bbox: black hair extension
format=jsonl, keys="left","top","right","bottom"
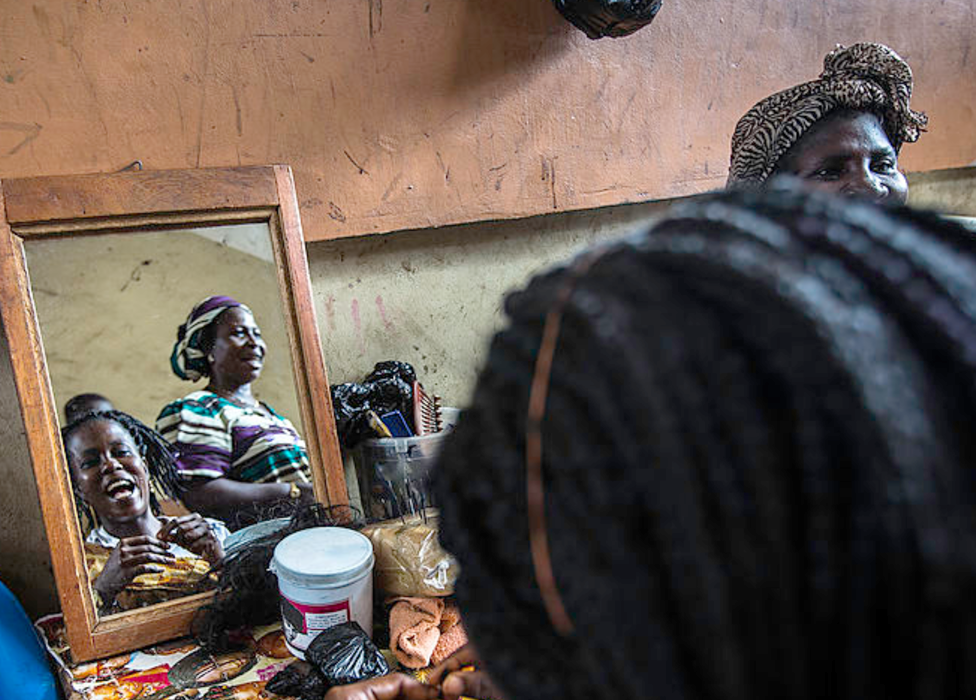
{"left": 434, "top": 184, "right": 976, "bottom": 700}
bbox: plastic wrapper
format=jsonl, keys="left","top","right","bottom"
{"left": 266, "top": 663, "right": 304, "bottom": 697}
{"left": 267, "top": 623, "right": 388, "bottom": 700}
{"left": 306, "top": 622, "right": 390, "bottom": 687}
{"left": 552, "top": 0, "right": 664, "bottom": 39}
{"left": 266, "top": 663, "right": 329, "bottom": 700}
{"left": 361, "top": 510, "right": 458, "bottom": 597}
{"left": 332, "top": 361, "right": 417, "bottom": 448}
{"left": 364, "top": 360, "right": 417, "bottom": 387}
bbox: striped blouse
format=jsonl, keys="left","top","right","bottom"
{"left": 156, "top": 390, "right": 310, "bottom": 484}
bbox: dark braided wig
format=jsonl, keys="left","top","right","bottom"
{"left": 434, "top": 183, "right": 976, "bottom": 700}
{"left": 62, "top": 410, "right": 183, "bottom": 530}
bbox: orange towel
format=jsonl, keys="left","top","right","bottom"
{"left": 389, "top": 597, "right": 468, "bottom": 669}
{"left": 430, "top": 619, "right": 468, "bottom": 666}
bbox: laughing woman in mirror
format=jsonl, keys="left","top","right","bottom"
{"left": 63, "top": 411, "right": 228, "bottom": 612}
{"left": 157, "top": 296, "right": 315, "bottom": 528}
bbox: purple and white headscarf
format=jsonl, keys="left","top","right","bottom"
{"left": 170, "top": 295, "right": 251, "bottom": 381}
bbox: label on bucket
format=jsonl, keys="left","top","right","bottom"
{"left": 280, "top": 596, "right": 350, "bottom": 653}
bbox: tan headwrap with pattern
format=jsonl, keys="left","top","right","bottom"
{"left": 727, "top": 42, "right": 928, "bottom": 187}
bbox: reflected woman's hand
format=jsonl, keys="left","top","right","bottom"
{"left": 158, "top": 514, "right": 224, "bottom": 565}
{"left": 94, "top": 535, "right": 176, "bottom": 603}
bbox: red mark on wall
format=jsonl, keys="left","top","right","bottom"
{"left": 324, "top": 295, "right": 336, "bottom": 331}
{"left": 375, "top": 295, "right": 393, "bottom": 331}
{"left": 351, "top": 298, "right": 365, "bottom": 355}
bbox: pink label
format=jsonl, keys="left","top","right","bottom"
{"left": 281, "top": 596, "right": 350, "bottom": 635}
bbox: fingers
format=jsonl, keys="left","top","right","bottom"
{"left": 323, "top": 674, "right": 440, "bottom": 700}
{"left": 156, "top": 517, "right": 180, "bottom": 542}
{"left": 441, "top": 671, "right": 503, "bottom": 700}
{"left": 158, "top": 515, "right": 219, "bottom": 558}
{"left": 127, "top": 562, "right": 167, "bottom": 577}
{"left": 118, "top": 538, "right": 177, "bottom": 567}
{"left": 99, "top": 538, "right": 175, "bottom": 594}
{"left": 426, "top": 644, "right": 481, "bottom": 687}
{"left": 158, "top": 514, "right": 209, "bottom": 544}
{"left": 119, "top": 535, "right": 173, "bottom": 551}
{"left": 120, "top": 550, "right": 177, "bottom": 568}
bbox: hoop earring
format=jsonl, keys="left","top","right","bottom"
{"left": 525, "top": 249, "right": 602, "bottom": 637}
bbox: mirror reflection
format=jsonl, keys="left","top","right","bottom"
{"left": 25, "top": 223, "right": 314, "bottom": 614}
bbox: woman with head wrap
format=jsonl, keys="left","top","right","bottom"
{"left": 321, "top": 185, "right": 976, "bottom": 700}
{"left": 156, "top": 296, "right": 314, "bottom": 527}
{"left": 728, "top": 42, "right": 927, "bottom": 204}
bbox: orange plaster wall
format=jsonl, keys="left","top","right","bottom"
{"left": 0, "top": 0, "right": 974, "bottom": 241}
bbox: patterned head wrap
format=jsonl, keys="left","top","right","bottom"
{"left": 727, "top": 42, "right": 928, "bottom": 187}
{"left": 170, "top": 295, "right": 251, "bottom": 381}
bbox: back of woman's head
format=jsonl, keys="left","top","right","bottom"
{"left": 435, "top": 183, "right": 976, "bottom": 700}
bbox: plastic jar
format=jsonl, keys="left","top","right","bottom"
{"left": 269, "top": 527, "right": 375, "bottom": 659}
{"left": 353, "top": 419, "right": 457, "bottom": 522}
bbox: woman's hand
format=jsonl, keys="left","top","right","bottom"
{"left": 323, "top": 674, "right": 439, "bottom": 700}
{"left": 158, "top": 514, "right": 224, "bottom": 565}
{"left": 94, "top": 535, "right": 176, "bottom": 603}
{"left": 427, "top": 645, "right": 504, "bottom": 700}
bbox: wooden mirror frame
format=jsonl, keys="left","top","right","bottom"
{"left": 0, "top": 165, "right": 347, "bottom": 662}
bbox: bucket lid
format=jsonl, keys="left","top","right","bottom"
{"left": 270, "top": 527, "right": 374, "bottom": 585}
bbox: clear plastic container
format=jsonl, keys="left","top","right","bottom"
{"left": 353, "top": 422, "right": 454, "bottom": 522}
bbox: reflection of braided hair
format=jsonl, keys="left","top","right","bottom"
{"left": 435, "top": 184, "right": 976, "bottom": 700}
{"left": 62, "top": 410, "right": 183, "bottom": 531}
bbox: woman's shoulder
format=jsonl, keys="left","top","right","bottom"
{"left": 157, "top": 391, "right": 227, "bottom": 420}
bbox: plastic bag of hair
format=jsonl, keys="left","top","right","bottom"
{"left": 306, "top": 622, "right": 390, "bottom": 687}
{"left": 361, "top": 509, "right": 458, "bottom": 597}
{"left": 266, "top": 663, "right": 329, "bottom": 700}
{"left": 552, "top": 0, "right": 664, "bottom": 39}
{"left": 331, "top": 361, "right": 417, "bottom": 448}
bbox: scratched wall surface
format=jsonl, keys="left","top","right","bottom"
{"left": 24, "top": 226, "right": 302, "bottom": 428}
{"left": 307, "top": 198, "right": 673, "bottom": 406}
{"left": 0, "top": 0, "right": 974, "bottom": 241}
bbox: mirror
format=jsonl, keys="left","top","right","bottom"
{"left": 0, "top": 166, "right": 347, "bottom": 661}
{"left": 25, "top": 224, "right": 307, "bottom": 613}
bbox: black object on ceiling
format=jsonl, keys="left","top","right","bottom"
{"left": 553, "top": 0, "right": 664, "bottom": 39}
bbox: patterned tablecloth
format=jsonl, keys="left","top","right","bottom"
{"left": 34, "top": 614, "right": 296, "bottom": 700}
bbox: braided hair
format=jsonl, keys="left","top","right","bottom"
{"left": 435, "top": 183, "right": 976, "bottom": 700}
{"left": 62, "top": 410, "right": 183, "bottom": 531}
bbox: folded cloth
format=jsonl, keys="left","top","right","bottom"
{"left": 389, "top": 597, "right": 467, "bottom": 669}
{"left": 430, "top": 618, "right": 468, "bottom": 666}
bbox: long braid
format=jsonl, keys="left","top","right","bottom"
{"left": 435, "top": 185, "right": 976, "bottom": 700}
{"left": 62, "top": 410, "right": 184, "bottom": 524}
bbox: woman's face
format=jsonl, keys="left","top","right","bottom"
{"left": 67, "top": 420, "right": 150, "bottom": 524}
{"left": 773, "top": 110, "right": 909, "bottom": 204}
{"left": 207, "top": 307, "right": 267, "bottom": 386}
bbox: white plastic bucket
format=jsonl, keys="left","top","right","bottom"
{"left": 269, "top": 527, "right": 375, "bottom": 659}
